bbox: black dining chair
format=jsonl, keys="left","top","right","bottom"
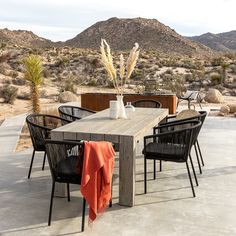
{"left": 26, "top": 114, "right": 70, "bottom": 179}
{"left": 158, "top": 110, "right": 207, "bottom": 174}
{"left": 143, "top": 120, "right": 201, "bottom": 197}
{"left": 45, "top": 139, "right": 86, "bottom": 231}
{"left": 132, "top": 99, "right": 162, "bottom": 177}
{"left": 58, "top": 105, "right": 96, "bottom": 123}
{"left": 132, "top": 99, "right": 162, "bottom": 108}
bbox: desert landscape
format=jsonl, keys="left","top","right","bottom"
{"left": 1, "top": 0, "right": 236, "bottom": 233}
{"left": 0, "top": 17, "right": 236, "bottom": 149}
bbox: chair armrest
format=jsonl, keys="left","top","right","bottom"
{"left": 165, "top": 115, "right": 177, "bottom": 122}
{"left": 153, "top": 119, "right": 199, "bottom": 134}
{"left": 45, "top": 139, "right": 83, "bottom": 146}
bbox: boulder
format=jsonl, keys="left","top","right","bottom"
{"left": 58, "top": 91, "right": 78, "bottom": 103}
{"left": 227, "top": 104, "right": 236, "bottom": 113}
{"left": 219, "top": 105, "right": 230, "bottom": 115}
{"left": 204, "top": 89, "right": 224, "bottom": 103}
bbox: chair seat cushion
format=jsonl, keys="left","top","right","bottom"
{"left": 55, "top": 155, "right": 81, "bottom": 183}
{"left": 144, "top": 142, "right": 186, "bottom": 162}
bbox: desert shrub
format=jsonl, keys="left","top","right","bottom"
{"left": 0, "top": 42, "right": 7, "bottom": 49}
{"left": 130, "top": 69, "right": 143, "bottom": 80}
{"left": 17, "top": 91, "right": 31, "bottom": 100}
{"left": 165, "top": 69, "right": 174, "bottom": 75}
{"left": 8, "top": 70, "right": 18, "bottom": 78}
{"left": 62, "top": 70, "right": 69, "bottom": 77}
{"left": 162, "top": 74, "right": 186, "bottom": 96}
{"left": 210, "top": 72, "right": 221, "bottom": 85}
{"left": 91, "top": 58, "right": 101, "bottom": 68}
{"left": 211, "top": 57, "right": 224, "bottom": 66}
{"left": 0, "top": 85, "right": 18, "bottom": 104}
{"left": 184, "top": 73, "right": 193, "bottom": 82}
{"left": 43, "top": 68, "right": 52, "bottom": 78}
{"left": 54, "top": 57, "right": 69, "bottom": 68}
{"left": 224, "top": 52, "right": 236, "bottom": 60}
{"left": 61, "top": 74, "right": 77, "bottom": 94}
{"left": 87, "top": 78, "right": 97, "bottom": 86}
{"left": 12, "top": 78, "right": 26, "bottom": 86}
{"left": 181, "top": 59, "right": 196, "bottom": 69}
{"left": 0, "top": 66, "right": 6, "bottom": 75}
{"left": 1, "top": 78, "right": 11, "bottom": 84}
{"left": 161, "top": 58, "right": 178, "bottom": 67}
{"left": 0, "top": 52, "right": 11, "bottom": 63}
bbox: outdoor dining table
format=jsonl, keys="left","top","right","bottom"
{"left": 51, "top": 107, "right": 168, "bottom": 207}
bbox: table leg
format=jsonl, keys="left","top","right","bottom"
{"left": 119, "top": 136, "right": 136, "bottom": 207}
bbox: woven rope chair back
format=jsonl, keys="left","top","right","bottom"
{"left": 132, "top": 99, "right": 162, "bottom": 108}
{"left": 157, "top": 120, "right": 201, "bottom": 161}
{"left": 26, "top": 114, "right": 67, "bottom": 151}
{"left": 45, "top": 140, "right": 83, "bottom": 180}
{"left": 58, "top": 106, "right": 95, "bottom": 123}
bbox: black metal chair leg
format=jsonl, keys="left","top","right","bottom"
{"left": 189, "top": 154, "right": 198, "bottom": 186}
{"left": 42, "top": 152, "right": 46, "bottom": 170}
{"left": 194, "top": 143, "right": 202, "bottom": 174}
{"left": 48, "top": 181, "right": 55, "bottom": 226}
{"left": 197, "top": 140, "right": 204, "bottom": 166}
{"left": 153, "top": 160, "right": 156, "bottom": 180}
{"left": 81, "top": 198, "right": 86, "bottom": 232}
{"left": 186, "top": 162, "right": 195, "bottom": 197}
{"left": 28, "top": 149, "right": 35, "bottom": 179}
{"left": 159, "top": 160, "right": 162, "bottom": 172}
{"left": 144, "top": 157, "right": 147, "bottom": 194}
{"left": 197, "top": 95, "right": 202, "bottom": 109}
{"left": 67, "top": 183, "right": 70, "bottom": 202}
{"left": 188, "top": 99, "right": 191, "bottom": 109}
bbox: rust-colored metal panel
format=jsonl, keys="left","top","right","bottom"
{"left": 81, "top": 93, "right": 177, "bottom": 114}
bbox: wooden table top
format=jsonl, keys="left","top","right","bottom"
{"left": 53, "top": 108, "right": 168, "bottom": 138}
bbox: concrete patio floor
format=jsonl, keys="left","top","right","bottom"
{"left": 0, "top": 116, "right": 236, "bottom": 235}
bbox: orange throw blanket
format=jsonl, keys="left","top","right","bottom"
{"left": 80, "top": 141, "right": 115, "bottom": 222}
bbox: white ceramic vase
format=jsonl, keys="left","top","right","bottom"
{"left": 116, "top": 95, "right": 127, "bottom": 119}
{"left": 109, "top": 100, "right": 119, "bottom": 119}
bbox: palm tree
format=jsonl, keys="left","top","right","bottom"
{"left": 23, "top": 55, "right": 44, "bottom": 113}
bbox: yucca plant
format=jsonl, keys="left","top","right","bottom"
{"left": 23, "top": 55, "right": 43, "bottom": 113}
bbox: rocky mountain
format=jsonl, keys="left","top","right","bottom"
{"left": 65, "top": 17, "right": 213, "bottom": 57}
{"left": 0, "top": 28, "right": 56, "bottom": 48}
{"left": 189, "top": 31, "right": 236, "bottom": 52}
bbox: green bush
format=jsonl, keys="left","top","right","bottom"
{"left": 210, "top": 72, "right": 221, "bottom": 85}
{"left": 87, "top": 78, "right": 97, "bottom": 86}
{"left": 12, "top": 78, "right": 26, "bottom": 86}
{"left": 211, "top": 57, "right": 224, "bottom": 66}
{"left": 162, "top": 74, "right": 186, "bottom": 96}
{"left": 61, "top": 75, "right": 77, "bottom": 94}
{"left": 0, "top": 85, "right": 18, "bottom": 104}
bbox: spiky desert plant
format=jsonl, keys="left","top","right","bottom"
{"left": 23, "top": 55, "right": 43, "bottom": 113}
{"left": 220, "top": 62, "right": 229, "bottom": 84}
{"left": 100, "top": 39, "right": 139, "bottom": 95}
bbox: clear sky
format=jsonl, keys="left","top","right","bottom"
{"left": 0, "top": 0, "right": 235, "bottom": 42}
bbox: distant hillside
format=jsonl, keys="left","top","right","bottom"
{"left": 0, "top": 28, "right": 56, "bottom": 48}
{"left": 189, "top": 31, "right": 236, "bottom": 52}
{"left": 65, "top": 17, "right": 213, "bottom": 57}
